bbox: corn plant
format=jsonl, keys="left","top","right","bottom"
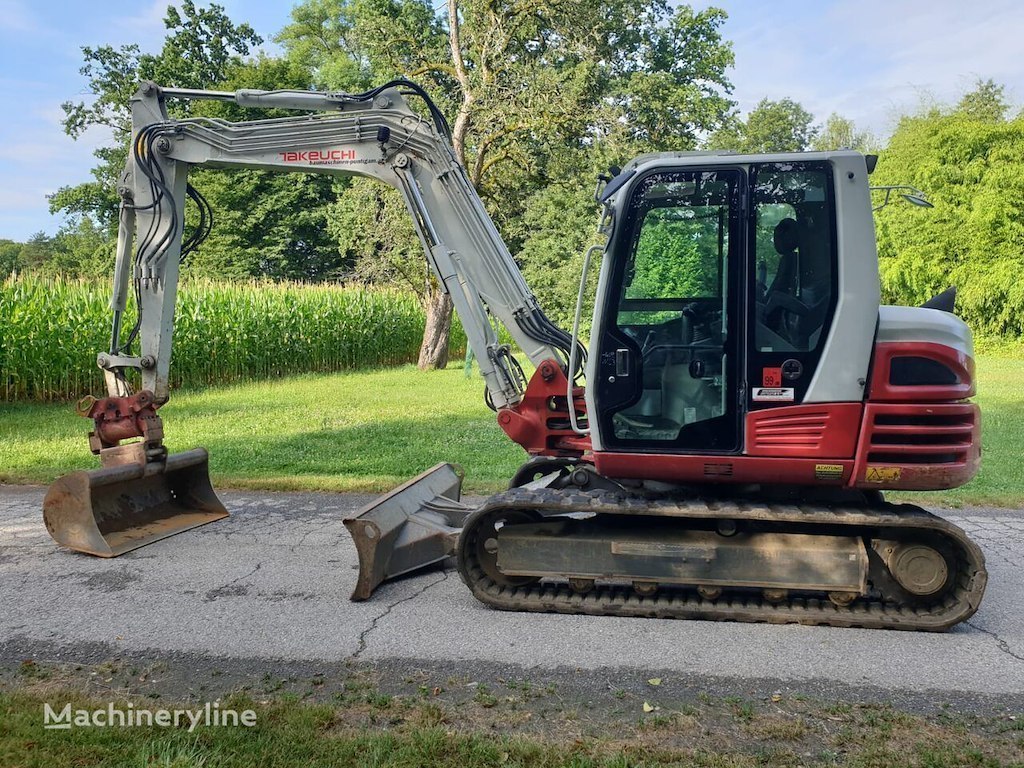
{"left": 0, "top": 275, "right": 466, "bottom": 402}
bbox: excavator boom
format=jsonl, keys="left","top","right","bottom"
{"left": 44, "top": 79, "right": 575, "bottom": 560}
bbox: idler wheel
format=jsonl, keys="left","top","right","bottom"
{"left": 471, "top": 509, "right": 542, "bottom": 587}
{"left": 886, "top": 544, "right": 949, "bottom": 596}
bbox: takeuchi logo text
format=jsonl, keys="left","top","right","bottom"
{"left": 279, "top": 149, "right": 357, "bottom": 164}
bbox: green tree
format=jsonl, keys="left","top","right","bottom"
{"left": 43, "top": 219, "right": 116, "bottom": 278}
{"left": 956, "top": 78, "right": 1008, "bottom": 122}
{"left": 52, "top": 1, "right": 262, "bottom": 232}
{"left": 328, "top": 178, "right": 422, "bottom": 291}
{"left": 281, "top": 0, "right": 735, "bottom": 368}
{"left": 709, "top": 97, "right": 818, "bottom": 152}
{"left": 518, "top": 182, "right": 604, "bottom": 330}
{"left": 0, "top": 240, "right": 26, "bottom": 276}
{"left": 812, "top": 112, "right": 875, "bottom": 152}
{"left": 51, "top": 4, "right": 345, "bottom": 283}
{"left": 873, "top": 81, "right": 1024, "bottom": 337}
{"left": 184, "top": 55, "right": 344, "bottom": 280}
{"left": 19, "top": 233, "right": 55, "bottom": 271}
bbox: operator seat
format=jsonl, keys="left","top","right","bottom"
{"left": 763, "top": 216, "right": 832, "bottom": 349}
{"left": 768, "top": 217, "right": 799, "bottom": 297}
{"left": 760, "top": 217, "right": 800, "bottom": 339}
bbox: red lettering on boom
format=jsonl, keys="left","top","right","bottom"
{"left": 278, "top": 149, "right": 357, "bottom": 163}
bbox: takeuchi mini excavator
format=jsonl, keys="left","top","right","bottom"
{"left": 43, "top": 81, "right": 987, "bottom": 631}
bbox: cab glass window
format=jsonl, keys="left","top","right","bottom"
{"left": 752, "top": 164, "right": 835, "bottom": 352}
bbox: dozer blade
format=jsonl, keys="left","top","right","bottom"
{"left": 345, "top": 463, "right": 471, "bottom": 601}
{"left": 43, "top": 448, "right": 228, "bottom": 557}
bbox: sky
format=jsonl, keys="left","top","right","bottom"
{"left": 1, "top": 0, "right": 1022, "bottom": 241}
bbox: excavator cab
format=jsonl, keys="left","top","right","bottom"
{"left": 590, "top": 161, "right": 839, "bottom": 457}
{"left": 348, "top": 159, "right": 856, "bottom": 595}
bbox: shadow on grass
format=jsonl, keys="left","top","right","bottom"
{"left": 195, "top": 414, "right": 525, "bottom": 491}
{"left": 0, "top": 411, "right": 526, "bottom": 494}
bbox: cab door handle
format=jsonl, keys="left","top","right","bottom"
{"left": 615, "top": 348, "right": 631, "bottom": 377}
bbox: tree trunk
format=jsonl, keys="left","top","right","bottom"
{"left": 417, "top": 285, "right": 453, "bottom": 370}
{"left": 408, "top": 0, "right": 470, "bottom": 371}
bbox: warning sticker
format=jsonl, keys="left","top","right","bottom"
{"left": 752, "top": 387, "right": 795, "bottom": 402}
{"left": 762, "top": 366, "right": 783, "bottom": 387}
{"left": 815, "top": 463, "right": 844, "bottom": 481}
{"left": 865, "top": 466, "right": 902, "bottom": 484}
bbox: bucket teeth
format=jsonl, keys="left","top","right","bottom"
{"left": 345, "top": 463, "right": 471, "bottom": 600}
{"left": 43, "top": 448, "right": 228, "bottom": 557}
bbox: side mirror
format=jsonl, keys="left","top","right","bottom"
{"left": 871, "top": 185, "right": 933, "bottom": 212}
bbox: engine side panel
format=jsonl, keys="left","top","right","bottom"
{"left": 847, "top": 327, "right": 980, "bottom": 490}
{"left": 744, "top": 402, "right": 862, "bottom": 458}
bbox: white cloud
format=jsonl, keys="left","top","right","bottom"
{"left": 825, "top": 1, "right": 1023, "bottom": 115}
{"left": 710, "top": 0, "right": 1024, "bottom": 138}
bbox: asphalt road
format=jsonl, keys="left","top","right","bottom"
{"left": 1, "top": 484, "right": 1021, "bottom": 702}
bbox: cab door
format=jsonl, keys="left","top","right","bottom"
{"left": 594, "top": 168, "right": 745, "bottom": 453}
{"left": 748, "top": 161, "right": 838, "bottom": 409}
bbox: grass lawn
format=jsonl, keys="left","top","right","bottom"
{"left": 0, "top": 355, "right": 1019, "bottom": 505}
{"left": 0, "top": 365, "right": 524, "bottom": 494}
{"left": 2, "top": 682, "right": 1022, "bottom": 768}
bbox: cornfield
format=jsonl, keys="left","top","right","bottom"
{"left": 0, "top": 274, "right": 464, "bottom": 402}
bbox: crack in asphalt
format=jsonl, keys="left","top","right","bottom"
{"left": 351, "top": 570, "right": 451, "bottom": 660}
{"left": 202, "top": 562, "right": 262, "bottom": 603}
{"left": 288, "top": 527, "right": 319, "bottom": 554}
{"left": 965, "top": 620, "right": 1024, "bottom": 662}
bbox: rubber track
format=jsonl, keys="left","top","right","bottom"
{"left": 456, "top": 487, "right": 988, "bottom": 632}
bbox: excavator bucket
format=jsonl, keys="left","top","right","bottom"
{"left": 43, "top": 448, "right": 228, "bottom": 557}
{"left": 345, "top": 463, "right": 471, "bottom": 600}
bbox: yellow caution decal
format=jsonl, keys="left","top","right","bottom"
{"left": 814, "top": 463, "right": 844, "bottom": 481}
{"left": 865, "top": 466, "right": 902, "bottom": 484}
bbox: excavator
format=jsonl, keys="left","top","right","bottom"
{"left": 43, "top": 80, "right": 987, "bottom": 631}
